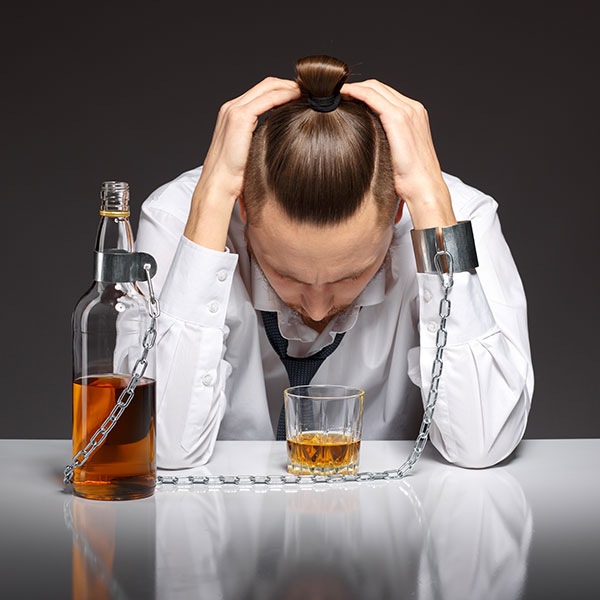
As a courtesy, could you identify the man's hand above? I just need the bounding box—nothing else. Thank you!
[340,80,457,230]
[184,77,301,251]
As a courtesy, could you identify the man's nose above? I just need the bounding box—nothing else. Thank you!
[302,288,335,322]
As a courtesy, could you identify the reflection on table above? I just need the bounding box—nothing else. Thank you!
[66,495,156,599]
[65,460,531,599]
[3,440,597,599]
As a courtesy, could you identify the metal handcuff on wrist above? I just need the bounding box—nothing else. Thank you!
[64,221,477,489]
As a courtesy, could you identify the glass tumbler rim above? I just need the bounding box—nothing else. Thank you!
[284,384,364,401]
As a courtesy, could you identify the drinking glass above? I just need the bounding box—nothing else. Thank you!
[285,385,364,475]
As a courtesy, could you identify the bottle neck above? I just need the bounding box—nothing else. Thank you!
[93,181,134,282]
[95,214,134,253]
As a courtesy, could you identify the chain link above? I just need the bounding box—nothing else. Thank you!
[64,265,161,485]
[156,250,454,489]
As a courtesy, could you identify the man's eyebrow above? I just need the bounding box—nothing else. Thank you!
[269,263,372,285]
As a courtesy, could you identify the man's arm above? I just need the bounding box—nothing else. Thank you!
[135,78,302,469]
[341,80,532,466]
[408,185,533,467]
[134,184,238,468]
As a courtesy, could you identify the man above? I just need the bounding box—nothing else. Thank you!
[135,74,533,470]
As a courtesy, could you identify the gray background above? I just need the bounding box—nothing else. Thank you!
[3,2,598,439]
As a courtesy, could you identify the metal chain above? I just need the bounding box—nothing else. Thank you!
[64,264,161,485]
[157,250,455,488]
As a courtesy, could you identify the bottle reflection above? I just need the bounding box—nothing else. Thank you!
[64,496,156,600]
[154,466,531,600]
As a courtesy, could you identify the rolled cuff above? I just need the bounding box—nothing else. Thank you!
[417,271,497,347]
[159,235,238,328]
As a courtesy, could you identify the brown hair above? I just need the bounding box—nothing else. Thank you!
[243,55,397,227]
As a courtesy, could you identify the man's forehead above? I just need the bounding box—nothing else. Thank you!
[245,198,392,284]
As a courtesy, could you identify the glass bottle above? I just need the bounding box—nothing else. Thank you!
[72,181,156,500]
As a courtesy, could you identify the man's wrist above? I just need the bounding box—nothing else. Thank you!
[410,221,478,273]
[184,179,238,252]
[409,204,457,229]
[403,181,457,229]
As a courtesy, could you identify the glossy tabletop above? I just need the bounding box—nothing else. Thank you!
[1,439,599,599]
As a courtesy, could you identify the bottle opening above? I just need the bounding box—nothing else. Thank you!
[100,181,130,216]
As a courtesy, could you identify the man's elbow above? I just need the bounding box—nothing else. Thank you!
[449,444,520,469]
[442,425,527,469]
[156,437,213,470]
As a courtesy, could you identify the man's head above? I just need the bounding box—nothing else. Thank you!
[241,55,402,329]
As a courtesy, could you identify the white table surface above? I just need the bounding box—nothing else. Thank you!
[1,439,599,599]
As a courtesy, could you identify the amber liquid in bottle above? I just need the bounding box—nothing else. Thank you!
[72,374,156,500]
[287,431,360,475]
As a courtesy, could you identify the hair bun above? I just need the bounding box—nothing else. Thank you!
[295,55,350,98]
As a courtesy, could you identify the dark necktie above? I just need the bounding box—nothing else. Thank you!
[260,310,346,440]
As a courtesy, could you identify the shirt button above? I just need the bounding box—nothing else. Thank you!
[423,289,432,303]
[202,374,214,386]
[216,270,227,282]
[208,301,219,314]
[426,321,438,333]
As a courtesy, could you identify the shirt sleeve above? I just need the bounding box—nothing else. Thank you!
[407,189,534,468]
[134,196,238,469]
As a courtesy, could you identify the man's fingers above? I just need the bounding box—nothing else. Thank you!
[340,82,399,118]
[342,80,423,114]
[378,81,421,107]
[231,77,299,108]
[343,80,404,108]
[237,86,302,119]
[362,79,418,105]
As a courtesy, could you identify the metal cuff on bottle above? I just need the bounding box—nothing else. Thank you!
[94,250,158,283]
[410,220,478,273]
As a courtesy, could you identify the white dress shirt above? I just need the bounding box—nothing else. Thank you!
[133,165,533,470]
